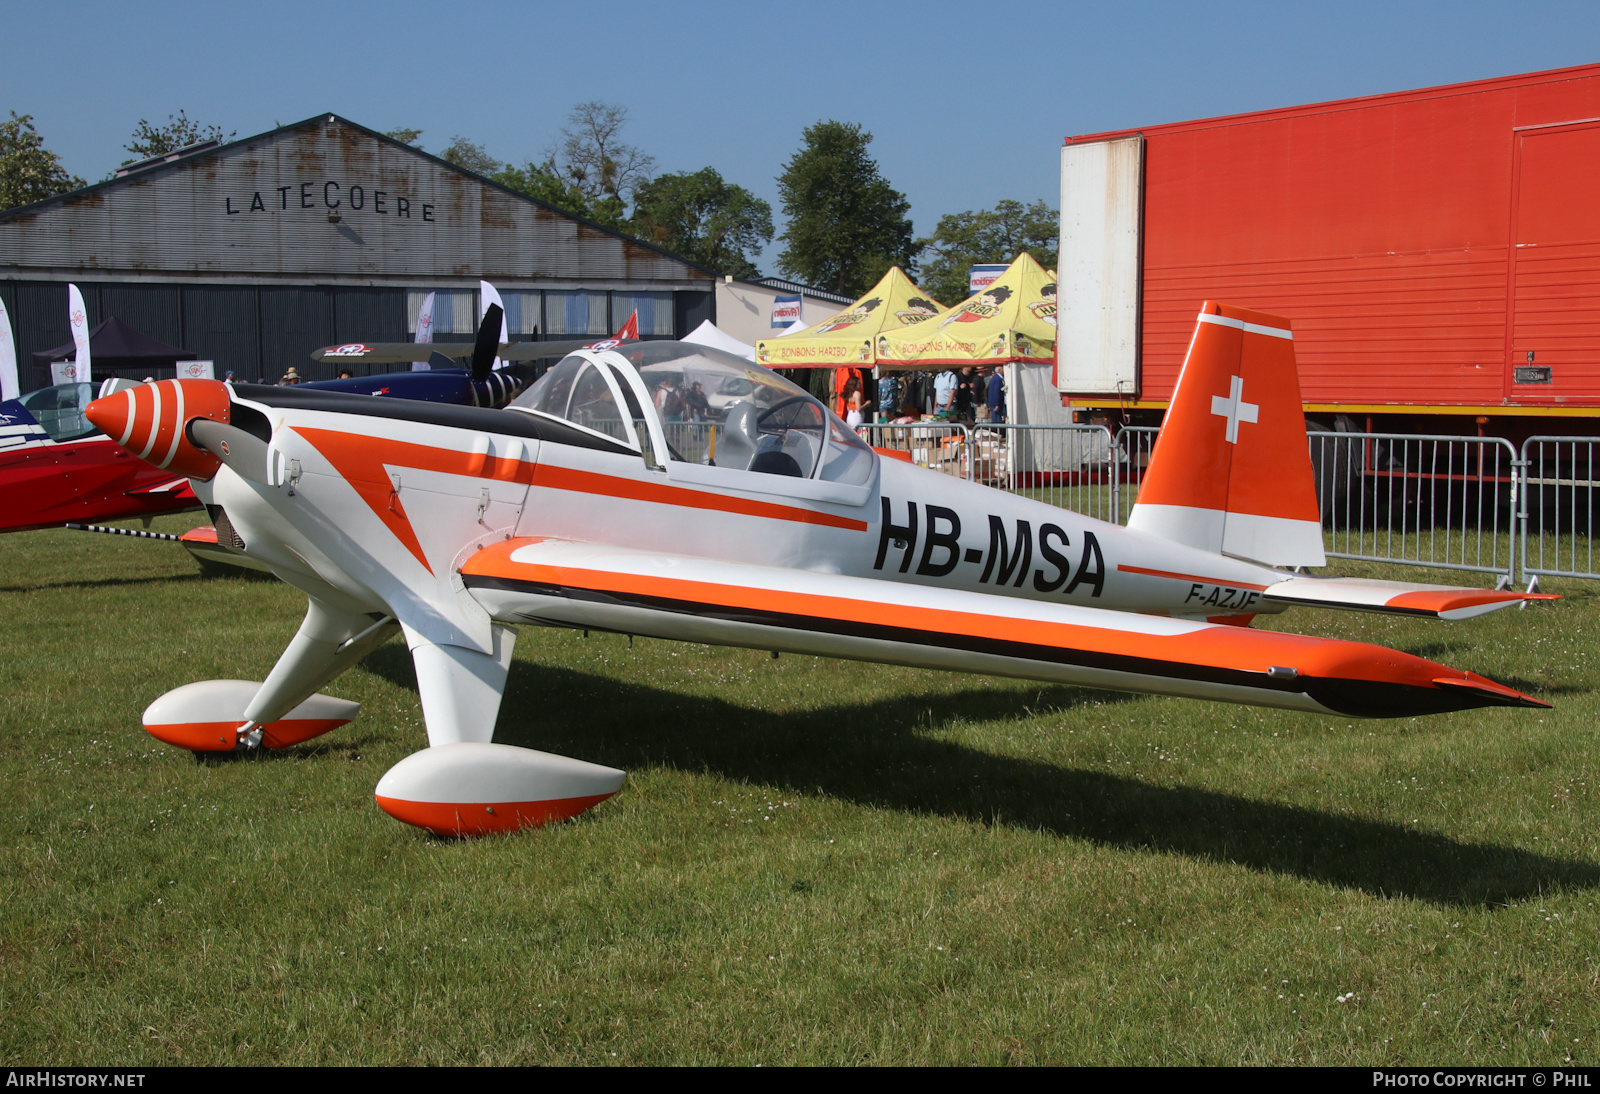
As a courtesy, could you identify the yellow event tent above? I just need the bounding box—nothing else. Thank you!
[753,267,943,369]
[876,252,1056,369]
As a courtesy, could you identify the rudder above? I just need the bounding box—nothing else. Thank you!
[1127,301,1324,567]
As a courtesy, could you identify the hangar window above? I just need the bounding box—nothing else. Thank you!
[545,291,611,336]
[612,291,675,336]
[405,290,478,335]
[499,292,541,336]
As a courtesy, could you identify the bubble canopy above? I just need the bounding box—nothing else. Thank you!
[511,341,877,505]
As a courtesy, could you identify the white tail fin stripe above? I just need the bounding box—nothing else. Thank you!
[1196,313,1294,340]
[1126,504,1225,556]
[116,389,135,446]
[157,382,185,469]
[135,383,161,460]
[1219,511,1326,568]
[1126,505,1326,569]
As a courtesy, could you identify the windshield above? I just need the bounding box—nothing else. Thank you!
[511,355,637,448]
[19,383,98,442]
[614,342,875,485]
[511,342,875,486]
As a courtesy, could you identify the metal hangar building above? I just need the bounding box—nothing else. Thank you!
[0,113,716,386]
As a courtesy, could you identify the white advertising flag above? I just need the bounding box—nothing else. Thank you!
[67,284,92,388]
[479,280,508,370]
[412,291,436,371]
[176,360,215,380]
[0,295,16,401]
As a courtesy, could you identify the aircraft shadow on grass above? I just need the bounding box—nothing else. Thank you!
[0,573,204,594]
[354,643,1600,908]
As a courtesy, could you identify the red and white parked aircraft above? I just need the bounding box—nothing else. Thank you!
[85,302,1552,837]
[0,380,199,533]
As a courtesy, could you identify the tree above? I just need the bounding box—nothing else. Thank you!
[0,112,85,210]
[123,110,232,163]
[493,158,591,221]
[775,121,914,298]
[553,102,654,206]
[441,136,501,176]
[384,127,423,148]
[915,199,1059,305]
[630,168,773,277]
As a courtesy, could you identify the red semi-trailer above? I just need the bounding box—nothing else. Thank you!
[1055,62,1600,440]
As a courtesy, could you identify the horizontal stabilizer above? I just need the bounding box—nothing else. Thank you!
[1263,577,1558,620]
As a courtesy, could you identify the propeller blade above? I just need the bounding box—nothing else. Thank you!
[471,304,503,382]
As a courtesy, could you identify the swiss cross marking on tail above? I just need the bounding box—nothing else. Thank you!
[1209,375,1258,444]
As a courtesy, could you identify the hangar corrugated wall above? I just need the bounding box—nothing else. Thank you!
[0,114,715,385]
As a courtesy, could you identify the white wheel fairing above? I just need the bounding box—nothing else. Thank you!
[374,742,625,836]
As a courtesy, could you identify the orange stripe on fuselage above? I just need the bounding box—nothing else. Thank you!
[294,428,866,574]
[297,428,536,573]
[530,463,869,531]
[463,541,1455,690]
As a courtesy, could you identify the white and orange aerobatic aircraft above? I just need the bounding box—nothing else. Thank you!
[85,302,1552,837]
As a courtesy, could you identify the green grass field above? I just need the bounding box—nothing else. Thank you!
[2,514,1598,1065]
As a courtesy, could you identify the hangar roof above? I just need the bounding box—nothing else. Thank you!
[0,113,716,290]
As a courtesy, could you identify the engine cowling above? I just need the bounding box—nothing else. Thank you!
[84,378,231,480]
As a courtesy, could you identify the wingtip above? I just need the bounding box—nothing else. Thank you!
[1432,675,1552,709]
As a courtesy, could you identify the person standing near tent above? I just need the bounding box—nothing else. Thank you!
[934,369,957,417]
[684,381,711,422]
[986,366,1006,424]
[842,375,866,427]
[955,366,980,420]
[877,371,901,421]
[833,366,862,419]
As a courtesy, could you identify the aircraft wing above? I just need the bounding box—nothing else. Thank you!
[309,338,630,365]
[1261,577,1558,621]
[459,538,1545,719]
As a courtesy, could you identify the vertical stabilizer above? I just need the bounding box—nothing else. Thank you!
[1126,302,1325,567]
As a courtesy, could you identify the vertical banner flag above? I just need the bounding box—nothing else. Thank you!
[177,360,215,380]
[968,265,1008,295]
[412,291,436,371]
[479,280,507,371]
[0,295,16,401]
[771,295,802,329]
[68,283,92,387]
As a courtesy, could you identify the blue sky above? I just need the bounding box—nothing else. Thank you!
[5,0,1598,273]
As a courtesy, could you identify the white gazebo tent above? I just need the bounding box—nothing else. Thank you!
[681,319,756,362]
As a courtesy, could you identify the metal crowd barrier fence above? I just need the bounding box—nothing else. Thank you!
[1113,426,1161,526]
[965,423,1119,523]
[1306,431,1519,582]
[855,422,973,479]
[1519,436,1600,589]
